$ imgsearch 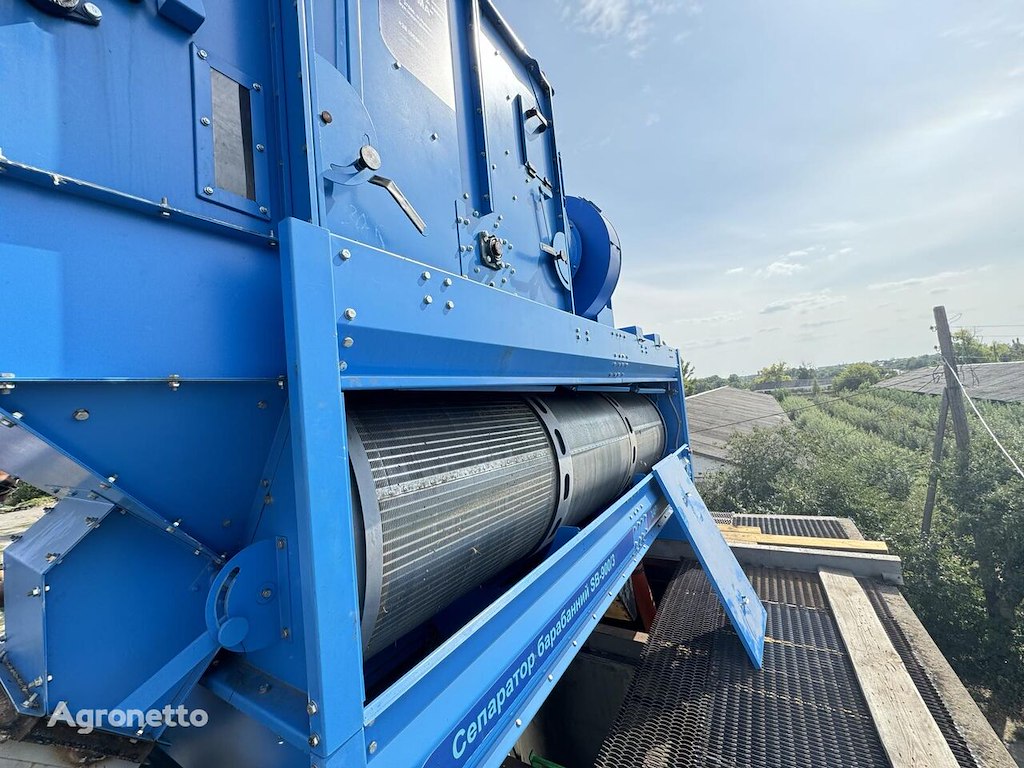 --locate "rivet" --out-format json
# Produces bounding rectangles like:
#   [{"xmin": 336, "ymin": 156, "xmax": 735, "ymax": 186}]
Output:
[
  {"xmin": 259, "ymin": 206, "xmax": 269, "ymax": 215},
  {"xmin": 512, "ymin": 195, "xmax": 518, "ymax": 201},
  {"xmin": 339, "ymin": 361, "xmax": 348, "ymax": 372},
  {"xmin": 261, "ymin": 588, "xmax": 273, "ymax": 599},
  {"xmin": 320, "ymin": 111, "xmax": 333, "ymax": 124},
  {"xmin": 258, "ymin": 682, "xmax": 270, "ymax": 694},
  {"xmin": 72, "ymin": 409, "xmax": 90, "ymax": 422},
  {"xmin": 547, "ymin": 674, "xmax": 554, "ymax": 681},
  {"xmin": 343, "ymin": 336, "xmax": 354, "ymax": 348},
  {"xmin": 257, "ymin": 400, "xmax": 268, "ymax": 409},
  {"xmin": 430, "ymin": 133, "xmax": 439, "ymax": 141},
  {"xmin": 344, "ymin": 308, "xmax": 357, "ymax": 320},
  {"xmin": 393, "ymin": 61, "xmax": 402, "ymax": 69},
  {"xmin": 515, "ymin": 719, "xmax": 522, "ymax": 727},
  {"xmin": 463, "ymin": 193, "xmax": 470, "ymax": 200}
]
